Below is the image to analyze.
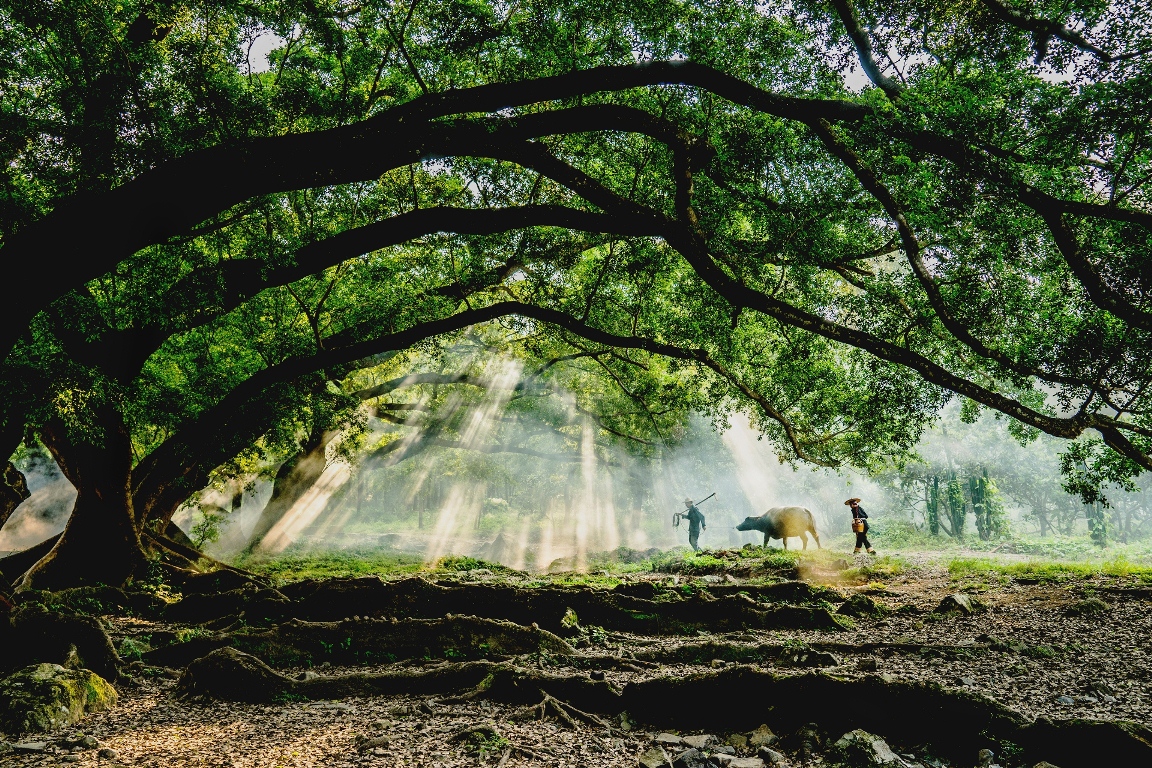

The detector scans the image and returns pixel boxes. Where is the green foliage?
[117,637,151,662]
[4,0,1152,564]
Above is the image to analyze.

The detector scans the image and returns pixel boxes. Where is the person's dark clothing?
[851,504,872,551]
[684,505,705,551]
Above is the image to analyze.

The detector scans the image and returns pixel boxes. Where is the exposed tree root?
[177,649,1152,766]
[174,576,845,634]
[513,691,609,730]
[146,614,572,668]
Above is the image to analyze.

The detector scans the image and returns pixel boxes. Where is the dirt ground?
[3,553,1150,768]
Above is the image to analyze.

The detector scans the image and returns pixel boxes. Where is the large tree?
[3,0,1152,587]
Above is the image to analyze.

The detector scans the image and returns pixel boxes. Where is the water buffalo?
[736,506,821,550]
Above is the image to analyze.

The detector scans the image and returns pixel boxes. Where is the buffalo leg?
[811,529,821,549]
[802,534,808,550]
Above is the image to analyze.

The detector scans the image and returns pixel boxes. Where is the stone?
[710,659,727,669]
[655,733,683,746]
[714,745,736,755]
[355,735,391,752]
[98,747,120,760]
[590,670,606,681]
[61,756,81,763]
[833,729,905,766]
[957,677,977,687]
[681,734,716,749]
[0,664,117,734]
[1065,597,1108,616]
[296,670,321,681]
[717,758,767,768]
[80,735,100,748]
[638,747,668,768]
[757,747,787,765]
[748,725,777,747]
[838,594,885,618]
[672,748,709,768]
[725,734,748,750]
[977,749,995,767]
[934,593,985,615]
[1055,695,1075,705]
[1031,763,1062,768]
[11,742,49,753]
[1088,680,1116,697]
[857,658,879,672]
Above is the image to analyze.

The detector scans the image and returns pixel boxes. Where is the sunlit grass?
[238,549,426,583]
[842,555,909,581]
[947,555,1152,583]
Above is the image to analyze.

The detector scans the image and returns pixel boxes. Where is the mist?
[0,448,77,556]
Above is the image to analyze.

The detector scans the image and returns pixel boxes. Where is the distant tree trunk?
[927,476,940,536]
[245,427,337,552]
[0,461,30,531]
[16,408,144,591]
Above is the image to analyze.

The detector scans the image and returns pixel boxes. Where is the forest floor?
[3,545,1151,768]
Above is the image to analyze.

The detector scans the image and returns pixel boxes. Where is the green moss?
[0,664,117,733]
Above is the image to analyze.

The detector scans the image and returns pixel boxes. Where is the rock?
[1031,763,1062,768]
[714,745,736,755]
[590,670,606,681]
[838,594,885,618]
[711,659,727,669]
[857,658,879,672]
[672,748,709,768]
[296,670,321,681]
[716,758,767,768]
[655,733,683,746]
[725,734,748,750]
[61,756,81,763]
[681,734,717,749]
[934,593,985,615]
[355,735,391,752]
[11,742,49,753]
[1055,695,1075,705]
[957,677,976,687]
[1065,597,1109,616]
[98,748,119,760]
[833,729,905,766]
[976,749,995,767]
[1088,680,1116,697]
[638,747,668,768]
[748,724,777,747]
[0,664,117,734]
[757,747,787,765]
[80,735,100,748]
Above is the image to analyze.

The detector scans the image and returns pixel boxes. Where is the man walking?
[846,498,876,555]
[682,498,706,551]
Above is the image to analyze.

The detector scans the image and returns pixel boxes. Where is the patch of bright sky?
[245,30,285,74]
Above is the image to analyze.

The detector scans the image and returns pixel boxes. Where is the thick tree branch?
[829,0,904,98]
[0,61,867,361]
[978,0,1144,63]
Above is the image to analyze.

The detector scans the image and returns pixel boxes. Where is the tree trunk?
[0,460,30,531]
[245,428,337,553]
[16,408,143,591]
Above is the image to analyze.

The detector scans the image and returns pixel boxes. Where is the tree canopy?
[2,0,1151,587]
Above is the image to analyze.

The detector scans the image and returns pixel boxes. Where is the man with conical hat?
[682,497,706,551]
[846,498,875,554]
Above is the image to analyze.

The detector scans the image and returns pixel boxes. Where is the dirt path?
[3,555,1150,768]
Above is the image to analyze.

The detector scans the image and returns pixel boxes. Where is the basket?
[851,519,865,534]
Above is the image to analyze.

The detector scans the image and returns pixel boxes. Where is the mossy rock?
[0,663,117,734]
[837,594,887,618]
